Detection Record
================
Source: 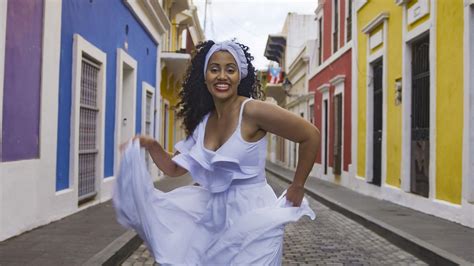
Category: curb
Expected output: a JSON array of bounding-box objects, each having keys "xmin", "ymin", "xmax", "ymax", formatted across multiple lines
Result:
[
  {"xmin": 266, "ymin": 166, "xmax": 470, "ymax": 266},
  {"xmin": 84, "ymin": 230, "xmax": 142, "ymax": 266}
]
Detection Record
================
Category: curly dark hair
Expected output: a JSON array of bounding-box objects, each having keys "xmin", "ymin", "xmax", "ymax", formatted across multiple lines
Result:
[{"xmin": 177, "ymin": 40, "xmax": 264, "ymax": 137}]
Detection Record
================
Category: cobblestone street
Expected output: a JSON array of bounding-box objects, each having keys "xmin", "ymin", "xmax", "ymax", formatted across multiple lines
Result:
[{"xmin": 122, "ymin": 173, "xmax": 427, "ymax": 265}]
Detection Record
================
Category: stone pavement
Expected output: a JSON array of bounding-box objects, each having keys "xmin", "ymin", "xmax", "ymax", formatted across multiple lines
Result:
[
  {"xmin": 123, "ymin": 173, "xmax": 427, "ymax": 265},
  {"xmin": 266, "ymin": 161, "xmax": 474, "ymax": 266}
]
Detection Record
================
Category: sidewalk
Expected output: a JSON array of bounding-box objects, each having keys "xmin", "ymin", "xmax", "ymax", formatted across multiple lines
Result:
[
  {"xmin": 0, "ymin": 174, "xmax": 192, "ymax": 266},
  {"xmin": 265, "ymin": 160, "xmax": 474, "ymax": 266}
]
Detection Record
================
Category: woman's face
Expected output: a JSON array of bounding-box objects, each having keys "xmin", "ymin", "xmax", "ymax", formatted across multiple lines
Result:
[{"xmin": 205, "ymin": 51, "xmax": 240, "ymax": 101}]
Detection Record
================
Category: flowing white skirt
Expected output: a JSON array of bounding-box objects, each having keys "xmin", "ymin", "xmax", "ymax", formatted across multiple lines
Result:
[{"xmin": 113, "ymin": 141, "xmax": 315, "ymax": 265}]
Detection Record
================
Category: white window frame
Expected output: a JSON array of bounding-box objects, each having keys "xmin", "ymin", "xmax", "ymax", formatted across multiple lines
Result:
[
  {"xmin": 70, "ymin": 34, "xmax": 106, "ymax": 199},
  {"xmin": 363, "ymin": 14, "xmax": 388, "ymax": 186},
  {"xmin": 331, "ymin": 75, "xmax": 345, "ymax": 173},
  {"xmin": 0, "ymin": 0, "xmax": 7, "ymax": 160},
  {"xmin": 114, "ymin": 48, "xmax": 137, "ymax": 176},
  {"xmin": 141, "ymin": 82, "xmax": 155, "ymax": 137},
  {"xmin": 463, "ymin": 2, "xmax": 474, "ymax": 203},
  {"xmin": 400, "ymin": 1, "xmax": 436, "ymax": 199}
]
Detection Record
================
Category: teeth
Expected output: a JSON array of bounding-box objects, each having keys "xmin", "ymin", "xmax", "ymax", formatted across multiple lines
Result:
[{"xmin": 215, "ymin": 84, "xmax": 229, "ymax": 90}]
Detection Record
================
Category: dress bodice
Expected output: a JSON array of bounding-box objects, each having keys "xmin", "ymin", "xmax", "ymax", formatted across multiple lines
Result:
[{"xmin": 172, "ymin": 98, "xmax": 267, "ymax": 193}]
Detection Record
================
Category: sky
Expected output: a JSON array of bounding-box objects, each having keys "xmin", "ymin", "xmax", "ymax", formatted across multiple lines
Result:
[{"xmin": 193, "ymin": 0, "xmax": 318, "ymax": 70}]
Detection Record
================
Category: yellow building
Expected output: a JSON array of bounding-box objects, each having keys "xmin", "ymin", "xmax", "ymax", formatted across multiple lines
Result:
[
  {"xmin": 159, "ymin": 0, "xmax": 204, "ymax": 153},
  {"xmin": 352, "ymin": 0, "xmax": 473, "ymax": 228}
]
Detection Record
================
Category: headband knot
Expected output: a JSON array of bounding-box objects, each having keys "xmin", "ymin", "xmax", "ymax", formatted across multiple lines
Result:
[{"xmin": 203, "ymin": 41, "xmax": 248, "ymax": 80}]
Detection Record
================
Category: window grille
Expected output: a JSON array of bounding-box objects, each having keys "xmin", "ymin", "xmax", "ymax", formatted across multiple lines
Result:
[{"xmin": 78, "ymin": 58, "xmax": 99, "ymax": 201}]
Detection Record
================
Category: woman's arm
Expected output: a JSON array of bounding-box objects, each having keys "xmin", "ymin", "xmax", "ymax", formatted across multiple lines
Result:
[
  {"xmin": 245, "ymin": 101, "xmax": 321, "ymax": 206},
  {"xmin": 136, "ymin": 136, "xmax": 188, "ymax": 177}
]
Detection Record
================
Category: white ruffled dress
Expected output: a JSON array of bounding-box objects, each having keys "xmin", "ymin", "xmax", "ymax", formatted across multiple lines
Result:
[{"xmin": 113, "ymin": 98, "xmax": 316, "ymax": 265}]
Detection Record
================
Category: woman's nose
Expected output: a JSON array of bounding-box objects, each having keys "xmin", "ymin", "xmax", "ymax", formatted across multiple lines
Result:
[{"xmin": 217, "ymin": 70, "xmax": 227, "ymax": 80}]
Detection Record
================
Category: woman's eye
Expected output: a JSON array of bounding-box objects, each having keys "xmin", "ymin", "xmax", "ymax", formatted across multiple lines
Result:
[
  {"xmin": 227, "ymin": 68, "xmax": 236, "ymax": 74},
  {"xmin": 210, "ymin": 68, "xmax": 219, "ymax": 73}
]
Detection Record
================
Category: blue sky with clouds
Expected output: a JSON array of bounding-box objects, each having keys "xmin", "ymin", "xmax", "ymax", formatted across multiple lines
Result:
[{"xmin": 193, "ymin": 0, "xmax": 317, "ymax": 70}]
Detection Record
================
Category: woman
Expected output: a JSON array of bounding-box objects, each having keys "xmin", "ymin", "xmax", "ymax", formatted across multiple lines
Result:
[{"xmin": 115, "ymin": 40, "xmax": 320, "ymax": 265}]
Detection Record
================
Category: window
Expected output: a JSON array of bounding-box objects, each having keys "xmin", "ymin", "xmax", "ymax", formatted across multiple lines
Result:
[
  {"xmin": 70, "ymin": 34, "xmax": 106, "ymax": 199},
  {"xmin": 142, "ymin": 82, "xmax": 154, "ymax": 171},
  {"xmin": 78, "ymin": 57, "xmax": 100, "ymax": 200},
  {"xmin": 309, "ymin": 104, "xmax": 315, "ymax": 124},
  {"xmin": 333, "ymin": 0, "xmax": 339, "ymax": 53},
  {"xmin": 346, "ymin": 0, "xmax": 352, "ymax": 42}
]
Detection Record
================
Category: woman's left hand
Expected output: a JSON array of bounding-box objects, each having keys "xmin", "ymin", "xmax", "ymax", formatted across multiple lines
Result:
[{"xmin": 286, "ymin": 183, "xmax": 305, "ymax": 207}]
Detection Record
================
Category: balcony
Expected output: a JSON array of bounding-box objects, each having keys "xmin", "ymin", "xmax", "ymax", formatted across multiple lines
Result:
[
  {"xmin": 264, "ymin": 35, "xmax": 286, "ymax": 65},
  {"xmin": 161, "ymin": 51, "xmax": 191, "ymax": 81}
]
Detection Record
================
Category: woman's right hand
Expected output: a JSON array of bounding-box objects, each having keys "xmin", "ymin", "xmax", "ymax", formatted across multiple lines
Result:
[{"xmin": 132, "ymin": 135, "xmax": 156, "ymax": 150}]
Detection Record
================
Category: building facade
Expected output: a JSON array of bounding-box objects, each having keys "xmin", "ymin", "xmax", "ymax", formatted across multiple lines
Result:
[
  {"xmin": 310, "ymin": 0, "xmax": 353, "ymax": 185},
  {"xmin": 0, "ymin": 0, "xmax": 203, "ymax": 241},
  {"xmin": 352, "ymin": 0, "xmax": 473, "ymax": 227},
  {"xmin": 160, "ymin": 1, "xmax": 204, "ymax": 154},
  {"xmin": 264, "ymin": 13, "xmax": 318, "ymax": 170}
]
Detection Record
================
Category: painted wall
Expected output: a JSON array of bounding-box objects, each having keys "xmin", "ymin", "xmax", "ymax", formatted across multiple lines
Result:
[
  {"xmin": 2, "ymin": 0, "xmax": 43, "ymax": 161},
  {"xmin": 356, "ymin": 0, "xmax": 402, "ymax": 181},
  {"xmin": 322, "ymin": 0, "xmax": 332, "ymax": 60},
  {"xmin": 385, "ymin": 5, "xmax": 402, "ymax": 188},
  {"xmin": 159, "ymin": 66, "xmax": 181, "ymax": 152},
  {"xmin": 309, "ymin": 50, "xmax": 352, "ymax": 172},
  {"xmin": 1, "ymin": 0, "xmax": 63, "ymax": 241},
  {"xmin": 56, "ymin": 0, "xmax": 157, "ymax": 190},
  {"xmin": 436, "ymin": 0, "xmax": 463, "ymax": 204},
  {"xmin": 350, "ymin": 0, "xmax": 472, "ymax": 227},
  {"xmin": 285, "ymin": 13, "xmax": 317, "ymax": 72},
  {"xmin": 407, "ymin": 0, "xmax": 430, "ymax": 32}
]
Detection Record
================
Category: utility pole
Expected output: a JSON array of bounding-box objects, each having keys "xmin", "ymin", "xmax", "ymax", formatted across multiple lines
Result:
[{"xmin": 203, "ymin": 0, "xmax": 209, "ymax": 34}]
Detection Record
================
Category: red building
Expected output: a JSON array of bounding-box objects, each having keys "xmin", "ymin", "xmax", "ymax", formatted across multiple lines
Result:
[{"xmin": 310, "ymin": 0, "xmax": 352, "ymax": 182}]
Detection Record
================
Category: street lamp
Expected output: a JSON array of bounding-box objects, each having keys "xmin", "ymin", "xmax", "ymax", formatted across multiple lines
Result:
[{"xmin": 282, "ymin": 78, "xmax": 292, "ymax": 92}]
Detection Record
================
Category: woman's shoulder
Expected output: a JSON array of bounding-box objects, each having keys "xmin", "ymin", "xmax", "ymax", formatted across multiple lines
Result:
[{"xmin": 242, "ymin": 98, "xmax": 278, "ymax": 119}]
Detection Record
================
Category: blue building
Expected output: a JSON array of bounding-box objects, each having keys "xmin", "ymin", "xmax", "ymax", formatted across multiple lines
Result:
[{"xmin": 0, "ymin": 0, "xmax": 177, "ymax": 241}]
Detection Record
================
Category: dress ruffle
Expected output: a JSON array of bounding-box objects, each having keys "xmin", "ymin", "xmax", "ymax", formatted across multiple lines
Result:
[{"xmin": 172, "ymin": 133, "xmax": 262, "ymax": 193}]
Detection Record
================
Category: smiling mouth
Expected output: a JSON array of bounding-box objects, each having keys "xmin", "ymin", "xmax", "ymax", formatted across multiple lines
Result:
[{"xmin": 214, "ymin": 83, "xmax": 230, "ymax": 92}]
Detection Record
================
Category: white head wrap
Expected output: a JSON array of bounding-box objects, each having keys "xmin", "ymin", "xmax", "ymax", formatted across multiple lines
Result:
[{"xmin": 203, "ymin": 41, "xmax": 249, "ymax": 80}]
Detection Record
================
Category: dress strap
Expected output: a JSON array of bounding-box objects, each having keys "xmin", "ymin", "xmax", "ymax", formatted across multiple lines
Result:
[{"xmin": 238, "ymin": 98, "xmax": 253, "ymax": 128}]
